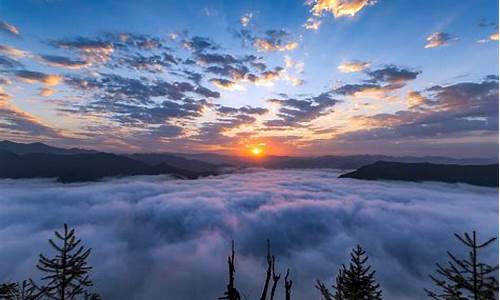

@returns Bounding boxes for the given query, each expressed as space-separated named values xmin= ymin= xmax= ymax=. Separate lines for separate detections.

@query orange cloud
xmin=210 ymin=78 xmax=245 ymax=91
xmin=0 ymin=44 xmax=29 ymax=57
xmin=39 ymin=88 xmax=56 ymax=97
xmin=254 ymin=39 xmax=298 ymax=52
xmin=407 ymin=91 xmax=432 ymax=110
xmin=15 ymin=71 xmax=62 ymax=86
xmin=310 ymin=0 xmax=376 ymax=18
xmin=338 ymin=60 xmax=371 ymax=73
xmin=425 ymin=32 xmax=457 ymax=48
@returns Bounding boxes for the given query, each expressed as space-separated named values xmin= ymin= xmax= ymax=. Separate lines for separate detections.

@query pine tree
xmin=425 ymin=231 xmax=498 ymax=300
xmin=0 ymin=280 xmax=37 ymax=300
xmin=33 ymin=224 xmax=94 ymax=300
xmin=317 ymin=245 xmax=382 ymax=300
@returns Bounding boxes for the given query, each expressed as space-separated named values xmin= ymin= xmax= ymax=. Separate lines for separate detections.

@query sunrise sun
xmin=247 ymin=143 xmax=266 ymax=156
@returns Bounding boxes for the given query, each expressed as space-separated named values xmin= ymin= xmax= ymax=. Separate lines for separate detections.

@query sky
xmin=0 ymin=170 xmax=497 ymax=300
xmin=0 ymin=0 xmax=498 ymax=157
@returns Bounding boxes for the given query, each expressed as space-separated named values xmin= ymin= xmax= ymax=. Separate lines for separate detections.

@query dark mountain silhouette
xmin=129 ymin=153 xmax=220 ymax=173
xmin=264 ymin=155 xmax=497 ymax=170
xmin=0 ymin=140 xmax=97 ymax=155
xmin=339 ymin=161 xmax=499 ymax=187
xmin=1 ymin=141 xmax=497 ymax=183
xmin=0 ymin=150 xmax=216 ymax=183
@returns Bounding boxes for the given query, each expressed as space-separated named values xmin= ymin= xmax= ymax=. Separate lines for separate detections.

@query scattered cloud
xmin=210 ymin=78 xmax=244 ymax=91
xmin=250 ymin=30 xmax=299 ymax=52
xmin=0 ymin=20 xmax=20 ymax=36
xmin=15 ymin=70 xmax=62 ymax=86
xmin=38 ymin=55 xmax=90 ymax=69
xmin=0 ymin=45 xmax=29 ymax=58
xmin=425 ymin=32 xmax=457 ymax=49
xmin=303 ymin=18 xmax=322 ymax=30
xmin=39 ymin=87 xmax=56 ymax=97
xmin=478 ymin=31 xmax=499 ymax=43
xmin=334 ymin=65 xmax=421 ymax=100
xmin=266 ymin=91 xmax=339 ymax=127
xmin=240 ymin=13 xmax=253 ymax=27
xmin=338 ymin=60 xmax=371 ymax=73
xmin=309 ymin=0 xmax=377 ymax=18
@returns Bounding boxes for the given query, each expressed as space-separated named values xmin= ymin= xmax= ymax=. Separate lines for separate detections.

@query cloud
xmin=0 ymin=170 xmax=496 ymax=300
xmin=366 ymin=65 xmax=421 ymax=84
xmin=406 ymin=91 xmax=432 ymax=110
xmin=210 ymin=78 xmax=244 ymax=91
xmin=338 ymin=77 xmax=499 ymax=141
xmin=38 ymin=55 xmax=90 ymax=69
xmin=303 ymin=18 xmax=322 ymax=30
xmin=251 ymin=30 xmax=299 ymax=52
xmin=51 ymin=37 xmax=114 ymax=63
xmin=0 ymin=87 xmax=61 ymax=139
xmin=254 ymin=39 xmax=298 ymax=52
xmin=266 ymin=91 xmax=339 ymax=127
xmin=334 ymin=65 xmax=421 ymax=100
xmin=182 ymin=36 xmax=219 ymax=53
xmin=479 ymin=32 xmax=499 ymax=43
xmin=0 ymin=20 xmax=20 ymax=36
xmin=425 ymin=32 xmax=457 ymax=49
xmin=0 ymin=45 xmax=29 ymax=58
xmin=14 ymin=70 xmax=62 ymax=86
xmin=240 ymin=13 xmax=253 ymax=27
xmin=0 ymin=55 xmax=23 ymax=69
xmin=338 ymin=60 xmax=371 ymax=73
xmin=309 ymin=0 xmax=377 ymax=18
xmin=39 ymin=87 xmax=56 ymax=97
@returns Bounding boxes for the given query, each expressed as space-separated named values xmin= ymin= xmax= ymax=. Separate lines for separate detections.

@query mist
xmin=0 ymin=169 xmax=497 ymax=300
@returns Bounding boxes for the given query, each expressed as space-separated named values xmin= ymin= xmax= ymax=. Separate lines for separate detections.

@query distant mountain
xmin=0 ymin=150 xmax=216 ymax=183
xmin=0 ymin=140 xmax=97 ymax=155
xmin=339 ymin=161 xmax=499 ymax=187
xmin=263 ymin=155 xmax=497 ymax=170
xmin=1 ymin=141 xmax=497 ymax=183
xmin=129 ymin=153 xmax=220 ymax=173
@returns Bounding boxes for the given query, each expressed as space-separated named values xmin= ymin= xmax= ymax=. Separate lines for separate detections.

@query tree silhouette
xmin=219 ymin=241 xmax=241 ymax=300
xmin=425 ymin=231 xmax=498 ymax=300
xmin=0 ymin=280 xmax=39 ymax=300
xmin=317 ymin=245 xmax=382 ymax=300
xmin=284 ymin=269 xmax=292 ymax=300
xmin=219 ymin=240 xmax=292 ymax=300
xmin=33 ymin=224 xmax=94 ymax=300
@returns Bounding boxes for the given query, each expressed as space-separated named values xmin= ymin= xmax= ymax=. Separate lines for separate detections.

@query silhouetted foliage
xmin=425 ymin=231 xmax=498 ymax=300
xmin=1 ymin=225 xmax=100 ymax=300
xmin=284 ymin=269 xmax=292 ymax=300
xmin=317 ymin=245 xmax=382 ymax=300
xmin=0 ymin=280 xmax=39 ymax=300
xmin=219 ymin=240 xmax=291 ymax=300
xmin=32 ymin=224 xmax=97 ymax=300
xmin=219 ymin=241 xmax=241 ymax=300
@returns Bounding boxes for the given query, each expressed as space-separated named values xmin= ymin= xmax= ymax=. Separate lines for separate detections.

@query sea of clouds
xmin=0 ymin=169 xmax=498 ymax=300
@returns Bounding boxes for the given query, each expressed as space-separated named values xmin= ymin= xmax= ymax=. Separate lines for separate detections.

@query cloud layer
xmin=0 ymin=170 xmax=497 ymax=300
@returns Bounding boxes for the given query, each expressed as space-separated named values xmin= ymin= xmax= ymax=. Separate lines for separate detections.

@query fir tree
xmin=0 ymin=280 xmax=39 ymax=300
xmin=317 ymin=245 xmax=382 ymax=300
xmin=33 ymin=224 xmax=94 ymax=300
xmin=425 ymin=231 xmax=498 ymax=300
